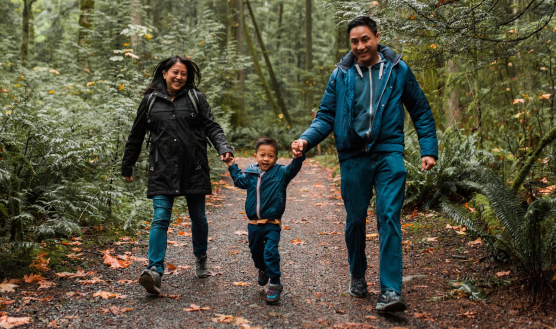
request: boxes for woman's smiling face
[162,61,187,95]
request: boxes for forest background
[1,0,556,299]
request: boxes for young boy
[224,137,305,304]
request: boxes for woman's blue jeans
[147,194,208,275]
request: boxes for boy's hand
[224,156,235,166]
[291,139,308,158]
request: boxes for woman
[121,55,233,294]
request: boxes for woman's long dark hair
[143,55,201,95]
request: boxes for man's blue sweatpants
[340,152,407,294]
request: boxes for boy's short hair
[347,16,378,36]
[255,137,279,155]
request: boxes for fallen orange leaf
[183,303,210,311]
[0,315,32,327]
[24,273,44,283]
[103,250,131,269]
[0,279,18,293]
[496,271,510,277]
[29,252,50,272]
[232,282,252,286]
[290,238,305,245]
[93,290,117,299]
[38,280,56,289]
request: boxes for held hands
[221,152,235,166]
[125,176,133,182]
[291,139,308,158]
[421,156,436,172]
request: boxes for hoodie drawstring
[356,64,364,78]
[379,62,384,80]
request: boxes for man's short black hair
[347,16,378,36]
[255,136,279,155]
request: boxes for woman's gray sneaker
[139,266,161,294]
[349,276,368,298]
[376,291,407,312]
[195,255,208,278]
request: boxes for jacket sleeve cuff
[121,166,133,177]
[218,144,235,157]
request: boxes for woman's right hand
[125,176,133,182]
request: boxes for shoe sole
[376,301,407,312]
[139,274,160,295]
[258,279,269,286]
[196,271,208,278]
[348,288,368,298]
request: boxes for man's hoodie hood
[336,44,400,71]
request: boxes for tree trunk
[78,0,94,46]
[29,10,35,60]
[335,20,348,62]
[276,2,283,51]
[20,0,36,67]
[244,18,282,119]
[446,59,459,128]
[153,0,162,31]
[130,0,143,47]
[512,125,556,192]
[246,1,292,125]
[233,0,245,127]
[305,0,313,121]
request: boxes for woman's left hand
[220,152,233,162]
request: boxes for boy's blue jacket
[228,156,305,221]
[299,45,438,162]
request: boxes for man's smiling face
[350,26,380,67]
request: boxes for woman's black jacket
[121,88,234,197]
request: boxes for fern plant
[404,129,556,301]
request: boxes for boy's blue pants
[340,152,406,294]
[248,223,281,283]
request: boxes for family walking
[122,16,437,312]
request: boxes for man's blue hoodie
[299,45,438,161]
[228,156,305,224]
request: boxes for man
[291,16,437,312]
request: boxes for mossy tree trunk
[246,1,291,126]
[20,0,36,67]
[244,18,282,119]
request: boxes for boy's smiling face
[254,144,278,171]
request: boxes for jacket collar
[244,163,279,175]
[336,44,401,71]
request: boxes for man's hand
[125,176,133,182]
[291,139,308,158]
[220,152,233,163]
[421,156,436,172]
[223,156,235,167]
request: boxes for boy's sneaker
[266,283,283,304]
[139,266,161,294]
[376,291,407,312]
[195,255,208,278]
[349,276,368,298]
[258,270,269,286]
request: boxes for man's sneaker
[349,276,368,298]
[376,291,407,312]
[195,255,208,278]
[266,283,283,304]
[139,266,161,294]
[258,270,269,286]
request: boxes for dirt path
[2,158,552,328]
